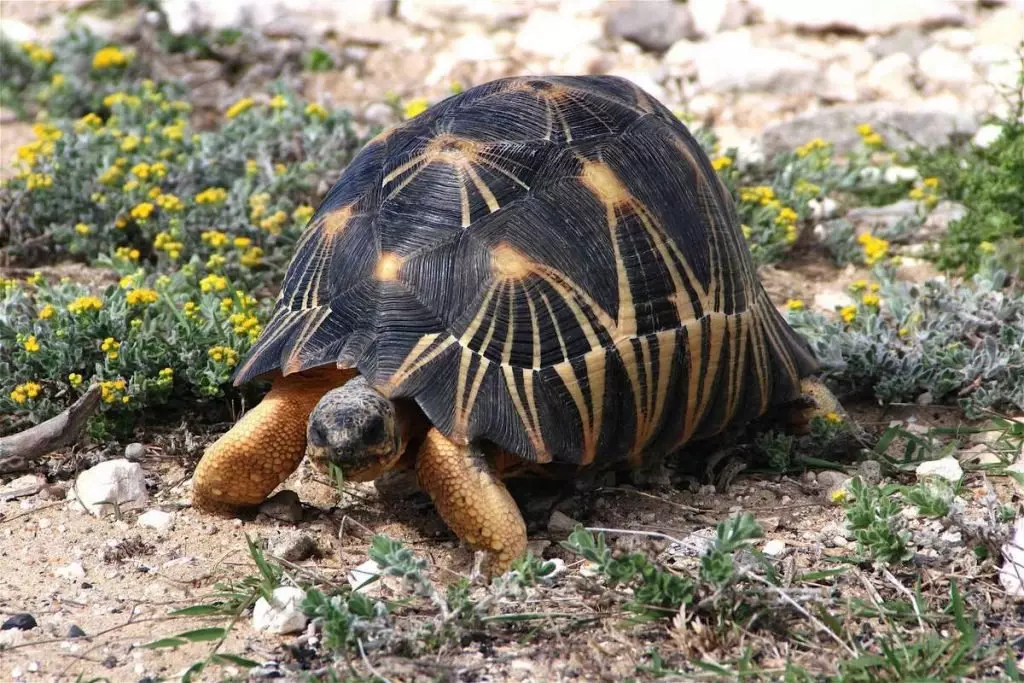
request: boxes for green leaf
[168,604,226,617]
[172,627,227,643]
[140,637,187,649]
[211,653,261,668]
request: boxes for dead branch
[0,384,101,474]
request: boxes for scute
[235,75,819,467]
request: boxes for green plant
[844,478,912,565]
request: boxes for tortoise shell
[234,75,819,466]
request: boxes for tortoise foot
[415,428,527,577]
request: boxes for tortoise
[192,75,845,574]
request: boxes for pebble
[72,459,149,517]
[348,559,385,595]
[917,45,976,86]
[252,586,308,634]
[750,0,964,34]
[67,624,86,638]
[815,470,850,490]
[55,561,86,581]
[259,490,303,523]
[915,456,963,484]
[664,529,716,558]
[763,539,787,557]
[972,124,1004,149]
[1,613,37,631]
[137,509,174,532]
[547,510,581,536]
[856,460,883,486]
[694,30,818,93]
[606,0,693,52]
[270,531,317,562]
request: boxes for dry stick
[881,568,926,630]
[0,384,101,474]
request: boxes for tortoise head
[306,376,405,482]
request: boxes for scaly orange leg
[415,428,528,576]
[192,368,356,512]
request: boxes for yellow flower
[785,299,804,311]
[839,305,857,324]
[274,163,287,176]
[741,224,752,240]
[245,159,258,175]
[978,241,996,254]
[99,378,127,404]
[122,180,140,193]
[51,73,66,87]
[795,138,829,158]
[233,236,252,249]
[101,336,121,360]
[248,192,271,220]
[10,381,42,405]
[711,156,732,171]
[74,222,92,236]
[857,233,890,266]
[207,345,239,367]
[775,207,798,226]
[130,162,150,179]
[739,186,776,205]
[156,193,183,212]
[225,97,255,119]
[103,92,140,109]
[794,179,821,197]
[158,367,173,379]
[855,123,874,136]
[922,177,939,189]
[76,112,103,131]
[849,279,868,293]
[269,94,288,110]
[67,296,103,314]
[120,135,140,152]
[293,205,314,223]
[25,272,42,286]
[240,246,264,267]
[150,162,167,178]
[259,210,288,234]
[830,488,848,504]
[115,246,140,262]
[93,46,129,70]
[305,102,328,120]
[126,288,158,305]
[861,293,880,307]
[27,173,54,190]
[862,132,884,148]
[824,412,843,424]
[403,98,429,119]
[200,273,228,293]
[23,42,54,64]
[98,166,124,185]
[220,296,234,313]
[195,187,228,204]
[183,301,199,318]
[24,335,40,353]
[130,202,155,221]
[207,254,227,270]
[162,121,185,141]
[201,230,229,248]
[68,373,83,388]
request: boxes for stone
[763,539,787,557]
[922,201,967,238]
[760,104,978,158]
[259,490,303,523]
[999,518,1024,598]
[813,290,856,312]
[162,0,394,37]
[55,561,86,581]
[73,459,149,517]
[957,444,1002,468]
[515,10,603,59]
[0,18,38,43]
[252,587,308,634]
[348,559,383,595]
[124,442,146,460]
[821,63,859,102]
[846,200,919,232]
[664,529,717,558]
[915,456,963,484]
[688,0,746,37]
[67,624,86,638]
[856,460,883,486]
[547,510,581,536]
[808,197,838,220]
[137,509,173,532]
[399,0,527,29]
[867,27,930,59]
[931,28,975,51]
[1,613,37,631]
[976,7,1024,49]
[972,124,1004,149]
[0,474,44,500]
[815,470,849,489]
[917,45,975,87]
[607,0,693,51]
[694,30,818,93]
[865,53,917,99]
[270,531,317,562]
[895,257,942,283]
[883,165,919,184]
[749,0,964,34]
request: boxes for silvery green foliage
[791,265,1024,417]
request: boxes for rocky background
[3,0,1023,159]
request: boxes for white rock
[137,509,173,532]
[915,456,963,484]
[883,165,919,183]
[749,0,963,34]
[973,124,1004,149]
[999,518,1024,598]
[917,45,975,87]
[73,459,148,517]
[688,0,746,37]
[808,197,838,220]
[763,539,787,557]
[252,587,308,634]
[399,0,527,29]
[161,0,393,37]
[0,18,38,43]
[813,290,856,312]
[55,561,86,581]
[822,63,859,102]
[931,28,974,51]
[606,0,693,52]
[347,559,383,595]
[694,30,818,93]
[515,10,603,59]
[865,52,916,99]
[975,7,1024,49]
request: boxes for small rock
[694,30,818,93]
[515,10,603,59]
[606,0,693,52]
[813,290,856,312]
[915,456,963,484]
[846,200,919,231]
[362,102,393,129]
[0,629,25,647]
[883,165,919,184]
[137,509,173,532]
[664,529,716,558]
[821,63,859,102]
[1,613,37,631]
[758,516,781,533]
[865,52,917,99]
[347,559,383,595]
[547,510,581,536]
[688,0,746,37]
[67,624,86,638]
[73,459,149,517]
[856,460,883,486]
[972,124,1004,149]
[808,197,838,220]
[763,539,787,557]
[0,474,44,500]
[270,532,317,562]
[0,18,38,43]
[815,470,849,489]
[253,587,308,634]
[749,0,964,34]
[259,490,303,523]
[55,561,86,581]
[917,45,975,87]
[39,484,68,501]
[998,518,1024,598]
[957,444,1002,468]
[102,654,117,668]
[124,442,146,460]
[895,257,942,282]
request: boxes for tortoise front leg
[415,428,527,576]
[192,368,356,512]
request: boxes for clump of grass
[788,263,1024,417]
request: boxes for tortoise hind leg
[415,428,527,576]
